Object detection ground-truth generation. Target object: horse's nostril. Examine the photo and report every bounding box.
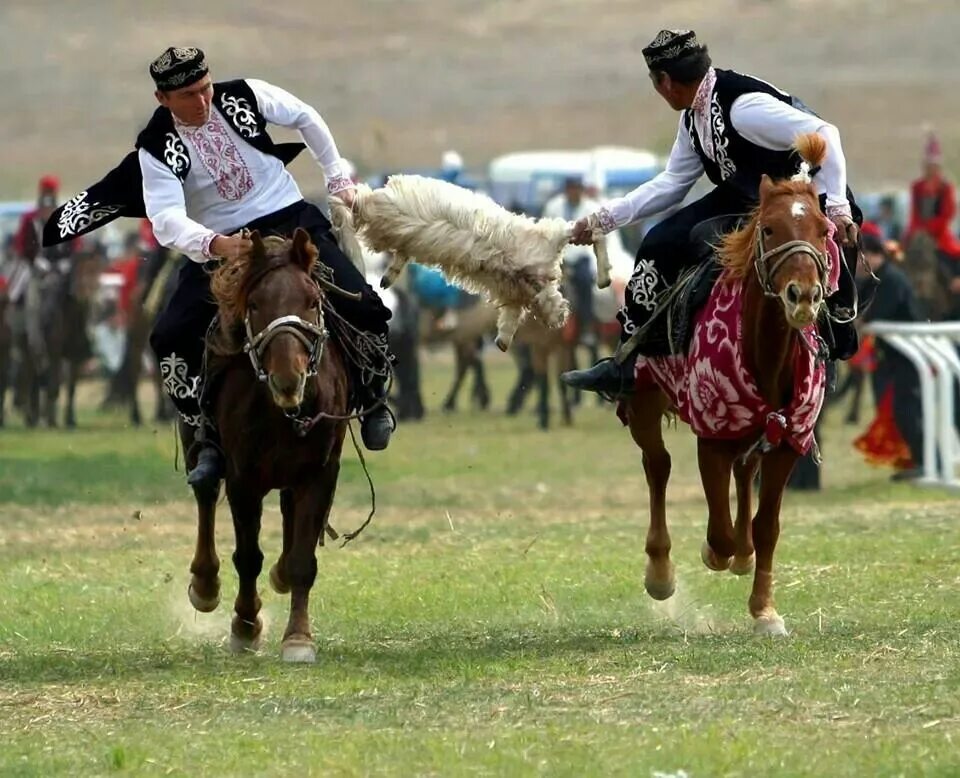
[812,284,824,304]
[786,283,801,305]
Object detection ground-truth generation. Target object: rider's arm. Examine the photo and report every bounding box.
[594,117,703,233]
[731,93,850,217]
[139,149,218,263]
[247,78,353,195]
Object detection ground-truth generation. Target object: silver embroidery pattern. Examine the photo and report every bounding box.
[162,63,208,88]
[220,95,260,139]
[649,29,691,48]
[179,412,203,428]
[57,192,120,239]
[163,132,190,176]
[628,259,660,312]
[709,93,736,180]
[159,352,201,400]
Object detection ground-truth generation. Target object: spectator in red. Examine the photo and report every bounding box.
[13,175,62,260]
[904,131,960,262]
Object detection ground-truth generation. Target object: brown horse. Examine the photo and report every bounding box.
[184,228,350,663]
[624,133,834,636]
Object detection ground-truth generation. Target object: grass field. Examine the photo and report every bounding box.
[1,354,959,777]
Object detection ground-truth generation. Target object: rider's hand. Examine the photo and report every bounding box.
[211,233,253,261]
[336,187,357,210]
[570,217,594,246]
[830,214,859,247]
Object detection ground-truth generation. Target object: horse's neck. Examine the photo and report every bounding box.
[741,274,796,408]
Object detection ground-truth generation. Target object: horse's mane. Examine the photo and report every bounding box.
[717,133,828,281]
[207,233,318,355]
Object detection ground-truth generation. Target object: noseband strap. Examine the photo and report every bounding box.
[755,231,829,298]
[243,313,329,382]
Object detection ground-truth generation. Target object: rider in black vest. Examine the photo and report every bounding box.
[43,47,394,489]
[562,29,863,396]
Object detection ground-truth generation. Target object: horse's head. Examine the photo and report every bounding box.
[211,228,327,411]
[720,133,833,330]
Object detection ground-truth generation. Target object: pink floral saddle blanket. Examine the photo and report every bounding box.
[621,234,842,456]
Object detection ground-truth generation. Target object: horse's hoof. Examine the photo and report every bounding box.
[188,581,220,613]
[701,541,731,572]
[644,560,676,600]
[229,632,263,654]
[730,553,756,576]
[269,563,290,595]
[753,612,788,637]
[281,636,317,664]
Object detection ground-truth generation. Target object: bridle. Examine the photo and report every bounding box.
[243,299,329,384]
[754,227,830,300]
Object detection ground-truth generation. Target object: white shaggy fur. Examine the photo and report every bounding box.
[331,175,610,350]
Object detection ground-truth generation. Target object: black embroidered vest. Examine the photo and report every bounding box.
[43,79,305,247]
[683,69,812,201]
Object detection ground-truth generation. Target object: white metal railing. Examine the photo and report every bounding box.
[864,321,960,487]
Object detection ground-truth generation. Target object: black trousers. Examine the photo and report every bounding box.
[617,186,751,347]
[149,200,391,425]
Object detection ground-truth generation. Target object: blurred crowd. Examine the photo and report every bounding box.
[2,134,960,484]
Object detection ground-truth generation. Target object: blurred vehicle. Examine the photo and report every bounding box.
[486,146,662,216]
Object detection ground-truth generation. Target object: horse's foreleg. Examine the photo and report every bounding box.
[269,488,294,595]
[282,457,341,663]
[64,359,79,429]
[749,446,798,636]
[43,357,62,428]
[627,389,674,600]
[697,438,738,571]
[730,455,760,576]
[185,423,221,613]
[226,480,265,653]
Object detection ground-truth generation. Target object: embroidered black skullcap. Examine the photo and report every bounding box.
[149,47,209,91]
[642,29,705,69]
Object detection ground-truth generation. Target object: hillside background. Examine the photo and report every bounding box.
[2,0,957,197]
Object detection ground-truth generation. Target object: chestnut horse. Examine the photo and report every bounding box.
[624,133,837,636]
[183,228,350,662]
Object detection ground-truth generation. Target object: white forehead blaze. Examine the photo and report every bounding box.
[791,200,807,220]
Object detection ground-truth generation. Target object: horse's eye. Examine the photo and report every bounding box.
[762,227,774,238]
[310,298,321,310]
[248,302,258,313]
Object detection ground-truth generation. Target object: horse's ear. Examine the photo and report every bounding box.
[249,230,266,262]
[759,174,775,201]
[290,227,318,273]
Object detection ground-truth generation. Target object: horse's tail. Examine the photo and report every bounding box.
[792,132,828,182]
[329,186,371,275]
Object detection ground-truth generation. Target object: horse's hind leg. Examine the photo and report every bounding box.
[698,438,739,571]
[282,456,342,663]
[749,446,798,636]
[443,344,470,412]
[226,480,265,653]
[626,389,674,600]
[184,423,221,613]
[730,455,759,576]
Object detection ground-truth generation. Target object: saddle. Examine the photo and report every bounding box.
[634,215,742,358]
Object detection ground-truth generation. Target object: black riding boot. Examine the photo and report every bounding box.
[560,351,638,398]
[359,374,395,451]
[187,423,224,489]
